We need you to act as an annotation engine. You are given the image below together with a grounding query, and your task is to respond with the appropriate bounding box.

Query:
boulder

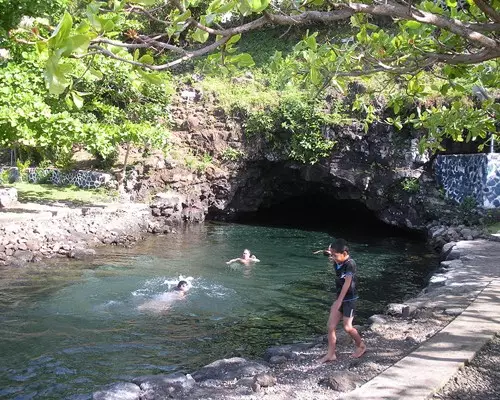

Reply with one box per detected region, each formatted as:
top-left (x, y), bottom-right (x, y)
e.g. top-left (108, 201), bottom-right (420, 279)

top-left (69, 247), bottom-right (96, 259)
top-left (320, 371), bottom-right (362, 392)
top-left (192, 357), bottom-right (269, 382)
top-left (0, 187), bottom-right (18, 208)
top-left (132, 372), bottom-right (195, 400)
top-left (93, 382), bottom-right (141, 400)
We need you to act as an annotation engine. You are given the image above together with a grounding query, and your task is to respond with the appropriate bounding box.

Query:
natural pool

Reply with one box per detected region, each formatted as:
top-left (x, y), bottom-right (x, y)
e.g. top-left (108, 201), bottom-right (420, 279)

top-left (0, 222), bottom-right (438, 399)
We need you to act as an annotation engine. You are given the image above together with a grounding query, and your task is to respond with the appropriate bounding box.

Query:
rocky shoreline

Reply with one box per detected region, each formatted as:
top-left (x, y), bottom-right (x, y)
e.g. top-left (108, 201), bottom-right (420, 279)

top-left (0, 190), bottom-right (207, 267)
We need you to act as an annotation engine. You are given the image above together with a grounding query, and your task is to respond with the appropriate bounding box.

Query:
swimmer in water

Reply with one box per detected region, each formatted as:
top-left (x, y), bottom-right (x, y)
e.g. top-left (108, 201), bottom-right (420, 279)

top-left (138, 280), bottom-right (190, 312)
top-left (226, 249), bottom-right (260, 265)
top-left (174, 280), bottom-right (190, 296)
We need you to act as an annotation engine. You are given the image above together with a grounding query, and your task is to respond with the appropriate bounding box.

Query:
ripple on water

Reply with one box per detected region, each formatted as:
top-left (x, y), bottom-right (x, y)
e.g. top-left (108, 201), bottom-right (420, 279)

top-left (61, 342), bottom-right (163, 355)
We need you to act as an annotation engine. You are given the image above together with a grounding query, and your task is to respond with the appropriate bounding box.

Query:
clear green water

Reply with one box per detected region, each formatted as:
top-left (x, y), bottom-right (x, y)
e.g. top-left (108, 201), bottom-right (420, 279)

top-left (0, 222), bottom-right (437, 399)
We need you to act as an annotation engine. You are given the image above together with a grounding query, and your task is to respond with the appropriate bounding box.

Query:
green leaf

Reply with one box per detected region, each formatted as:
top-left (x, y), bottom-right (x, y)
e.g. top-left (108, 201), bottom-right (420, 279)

top-left (238, 0), bottom-right (252, 15)
top-left (86, 6), bottom-right (102, 31)
top-left (393, 101), bottom-right (400, 114)
top-left (60, 35), bottom-right (90, 57)
top-left (305, 34), bottom-right (317, 51)
top-left (113, 0), bottom-right (126, 10)
top-left (192, 28), bottom-right (209, 43)
top-left (225, 53), bottom-right (255, 67)
top-left (143, 73), bottom-right (163, 85)
top-left (35, 41), bottom-right (48, 55)
top-left (309, 67), bottom-right (321, 85)
top-left (48, 12), bottom-right (73, 49)
top-left (71, 91), bottom-right (84, 109)
top-left (174, 10), bottom-right (192, 23)
top-left (215, 0), bottom-right (237, 13)
top-left (446, 0), bottom-right (457, 7)
top-left (65, 93), bottom-right (74, 109)
top-left (44, 55), bottom-right (70, 95)
top-left (440, 83), bottom-right (450, 95)
top-left (405, 21), bottom-right (422, 30)
top-left (234, 53), bottom-right (255, 67)
top-left (102, 20), bottom-right (115, 32)
top-left (139, 54), bottom-right (154, 64)
top-left (248, 0), bottom-right (269, 12)
top-left (129, 0), bottom-right (157, 5)
top-left (227, 34), bottom-right (241, 45)
top-left (75, 20), bottom-right (91, 34)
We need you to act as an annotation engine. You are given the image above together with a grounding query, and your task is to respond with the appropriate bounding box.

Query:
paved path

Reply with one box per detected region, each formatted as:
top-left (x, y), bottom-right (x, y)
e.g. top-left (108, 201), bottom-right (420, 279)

top-left (342, 240), bottom-right (500, 400)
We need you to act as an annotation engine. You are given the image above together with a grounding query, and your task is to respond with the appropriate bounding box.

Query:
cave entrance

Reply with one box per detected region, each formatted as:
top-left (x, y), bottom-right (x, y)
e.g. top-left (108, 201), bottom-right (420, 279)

top-left (235, 193), bottom-right (420, 239)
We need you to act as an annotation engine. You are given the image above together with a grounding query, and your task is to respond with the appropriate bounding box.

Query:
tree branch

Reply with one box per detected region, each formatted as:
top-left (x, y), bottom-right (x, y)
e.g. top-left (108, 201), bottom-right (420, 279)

top-left (473, 0), bottom-right (500, 23)
top-left (89, 36), bottom-right (232, 70)
top-left (188, 15), bottom-right (269, 36)
top-left (264, 4), bottom-right (499, 50)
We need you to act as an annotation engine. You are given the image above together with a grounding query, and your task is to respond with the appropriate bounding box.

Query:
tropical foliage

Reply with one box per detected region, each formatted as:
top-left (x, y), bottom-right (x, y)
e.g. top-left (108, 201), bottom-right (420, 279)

top-left (1, 0), bottom-right (499, 167)
top-left (1, 31), bottom-right (173, 167)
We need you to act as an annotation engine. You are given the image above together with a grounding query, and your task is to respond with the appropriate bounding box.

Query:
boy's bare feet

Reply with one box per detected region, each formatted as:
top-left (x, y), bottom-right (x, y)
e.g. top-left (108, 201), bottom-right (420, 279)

top-left (318, 354), bottom-right (337, 363)
top-left (351, 342), bottom-right (366, 358)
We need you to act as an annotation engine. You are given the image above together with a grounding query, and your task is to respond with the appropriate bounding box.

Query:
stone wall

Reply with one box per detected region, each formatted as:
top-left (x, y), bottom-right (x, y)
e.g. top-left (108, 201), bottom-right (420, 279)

top-left (434, 154), bottom-right (500, 208)
top-left (0, 167), bottom-right (112, 190)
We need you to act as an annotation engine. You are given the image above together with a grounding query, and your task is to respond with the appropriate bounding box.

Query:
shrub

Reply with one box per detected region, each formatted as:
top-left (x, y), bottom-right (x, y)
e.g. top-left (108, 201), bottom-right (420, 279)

top-left (221, 147), bottom-right (245, 162)
top-left (401, 177), bottom-right (420, 193)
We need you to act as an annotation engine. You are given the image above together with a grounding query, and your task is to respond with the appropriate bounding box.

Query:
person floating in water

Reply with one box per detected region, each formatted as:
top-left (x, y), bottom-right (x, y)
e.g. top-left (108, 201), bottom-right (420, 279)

top-left (319, 238), bottom-right (366, 363)
top-left (174, 280), bottom-right (189, 295)
top-left (226, 249), bottom-right (260, 265)
top-left (138, 280), bottom-right (190, 312)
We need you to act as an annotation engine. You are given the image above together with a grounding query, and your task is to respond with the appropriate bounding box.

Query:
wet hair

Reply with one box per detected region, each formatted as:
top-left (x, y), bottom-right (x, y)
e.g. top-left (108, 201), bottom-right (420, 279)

top-left (330, 239), bottom-right (349, 254)
top-left (176, 280), bottom-right (188, 290)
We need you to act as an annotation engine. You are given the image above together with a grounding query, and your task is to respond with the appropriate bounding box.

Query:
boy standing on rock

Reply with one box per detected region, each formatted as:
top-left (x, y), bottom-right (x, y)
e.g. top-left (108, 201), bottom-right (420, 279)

top-left (320, 238), bottom-right (366, 363)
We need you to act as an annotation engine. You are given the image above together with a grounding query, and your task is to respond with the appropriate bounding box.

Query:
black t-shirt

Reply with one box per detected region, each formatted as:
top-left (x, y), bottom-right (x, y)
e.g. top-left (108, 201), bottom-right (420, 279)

top-left (334, 258), bottom-right (358, 301)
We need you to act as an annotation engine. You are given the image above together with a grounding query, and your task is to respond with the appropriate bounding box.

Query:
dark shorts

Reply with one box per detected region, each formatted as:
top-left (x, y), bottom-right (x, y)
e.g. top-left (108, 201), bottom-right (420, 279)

top-left (337, 299), bottom-right (357, 318)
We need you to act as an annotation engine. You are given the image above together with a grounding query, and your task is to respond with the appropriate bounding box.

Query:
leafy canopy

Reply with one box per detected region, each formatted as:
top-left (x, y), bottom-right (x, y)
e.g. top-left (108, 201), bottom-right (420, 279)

top-left (6, 0), bottom-right (500, 156)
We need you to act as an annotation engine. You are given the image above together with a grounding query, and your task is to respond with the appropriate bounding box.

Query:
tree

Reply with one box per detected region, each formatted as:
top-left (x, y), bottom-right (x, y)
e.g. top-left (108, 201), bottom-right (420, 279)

top-left (7, 0), bottom-right (500, 154)
top-left (14, 0), bottom-right (498, 75)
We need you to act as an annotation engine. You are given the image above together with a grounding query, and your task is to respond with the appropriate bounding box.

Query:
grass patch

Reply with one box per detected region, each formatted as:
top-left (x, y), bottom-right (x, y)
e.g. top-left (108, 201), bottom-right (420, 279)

top-left (486, 221), bottom-right (500, 234)
top-left (12, 182), bottom-right (118, 205)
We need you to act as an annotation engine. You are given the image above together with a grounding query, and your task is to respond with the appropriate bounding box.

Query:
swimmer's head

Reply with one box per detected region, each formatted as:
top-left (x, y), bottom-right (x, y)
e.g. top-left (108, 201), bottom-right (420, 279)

top-left (176, 280), bottom-right (189, 292)
top-left (243, 249), bottom-right (251, 257)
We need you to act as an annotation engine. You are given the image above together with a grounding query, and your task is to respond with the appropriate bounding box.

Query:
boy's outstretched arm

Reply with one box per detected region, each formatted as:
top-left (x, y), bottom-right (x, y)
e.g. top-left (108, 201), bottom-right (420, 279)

top-left (313, 249), bottom-right (331, 255)
top-left (226, 258), bottom-right (239, 264)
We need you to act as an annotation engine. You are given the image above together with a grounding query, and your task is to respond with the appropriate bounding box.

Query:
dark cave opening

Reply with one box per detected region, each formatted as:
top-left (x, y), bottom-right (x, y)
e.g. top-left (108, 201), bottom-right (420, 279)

top-left (234, 194), bottom-right (424, 240)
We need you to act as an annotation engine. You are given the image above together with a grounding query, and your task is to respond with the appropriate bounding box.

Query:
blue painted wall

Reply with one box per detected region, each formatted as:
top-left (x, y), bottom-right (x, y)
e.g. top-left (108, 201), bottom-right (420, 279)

top-left (434, 154), bottom-right (500, 209)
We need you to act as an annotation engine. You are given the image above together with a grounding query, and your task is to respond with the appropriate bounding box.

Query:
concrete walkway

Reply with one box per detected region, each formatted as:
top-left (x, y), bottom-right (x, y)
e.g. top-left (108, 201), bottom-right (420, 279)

top-left (342, 240), bottom-right (500, 400)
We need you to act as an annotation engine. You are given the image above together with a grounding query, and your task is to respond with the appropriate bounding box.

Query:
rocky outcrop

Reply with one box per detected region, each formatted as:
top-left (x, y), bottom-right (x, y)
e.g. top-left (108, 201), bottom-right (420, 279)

top-left (0, 203), bottom-right (183, 267)
top-left (92, 358), bottom-right (271, 400)
top-left (121, 96), bottom-right (485, 235)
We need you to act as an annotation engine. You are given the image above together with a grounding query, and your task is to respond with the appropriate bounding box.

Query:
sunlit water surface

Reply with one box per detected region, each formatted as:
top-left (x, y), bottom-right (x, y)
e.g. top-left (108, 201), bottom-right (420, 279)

top-left (0, 223), bottom-right (437, 399)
